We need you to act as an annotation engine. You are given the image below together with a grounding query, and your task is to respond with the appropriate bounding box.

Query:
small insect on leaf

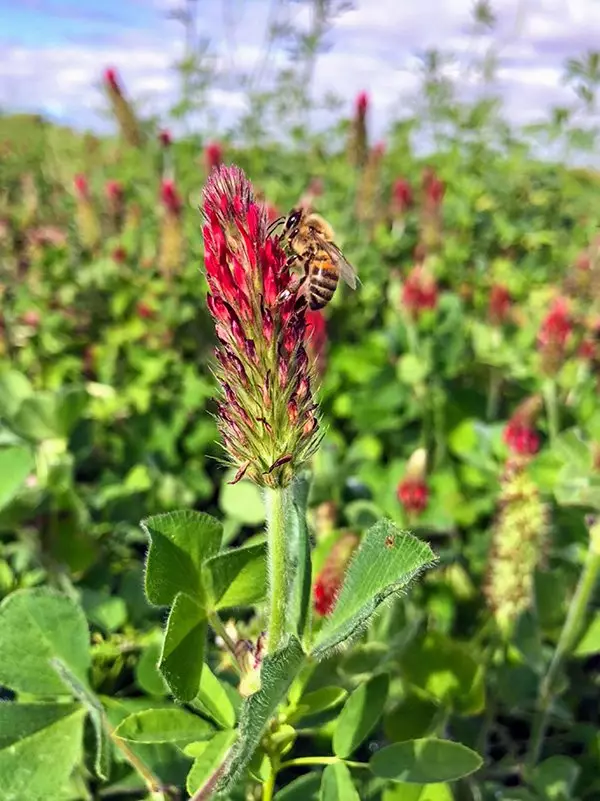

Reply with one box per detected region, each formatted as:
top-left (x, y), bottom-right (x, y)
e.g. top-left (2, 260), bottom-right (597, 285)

top-left (385, 535), bottom-right (396, 549)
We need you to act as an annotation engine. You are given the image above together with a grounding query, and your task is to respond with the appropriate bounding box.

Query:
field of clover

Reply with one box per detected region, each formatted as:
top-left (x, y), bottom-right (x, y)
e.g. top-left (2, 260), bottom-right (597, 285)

top-left (1, 61), bottom-right (600, 801)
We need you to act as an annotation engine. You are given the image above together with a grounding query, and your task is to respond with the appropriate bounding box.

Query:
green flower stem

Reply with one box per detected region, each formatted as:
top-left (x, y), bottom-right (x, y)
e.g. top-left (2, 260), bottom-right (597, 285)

top-left (262, 761), bottom-right (278, 801)
top-left (279, 756), bottom-right (370, 771)
top-left (486, 369), bottom-right (502, 421)
top-left (404, 315), bottom-right (419, 356)
top-left (543, 378), bottom-right (560, 445)
top-left (264, 485), bottom-right (293, 655)
top-left (526, 536), bottom-right (600, 770)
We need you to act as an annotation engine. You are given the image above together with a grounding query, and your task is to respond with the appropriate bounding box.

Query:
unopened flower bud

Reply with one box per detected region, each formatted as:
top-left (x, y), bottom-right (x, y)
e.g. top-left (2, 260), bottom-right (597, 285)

top-left (397, 448), bottom-right (429, 516)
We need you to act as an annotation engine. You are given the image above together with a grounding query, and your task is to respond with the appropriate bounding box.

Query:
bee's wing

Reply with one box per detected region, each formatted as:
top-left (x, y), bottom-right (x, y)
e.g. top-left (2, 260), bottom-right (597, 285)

top-left (320, 239), bottom-right (359, 290)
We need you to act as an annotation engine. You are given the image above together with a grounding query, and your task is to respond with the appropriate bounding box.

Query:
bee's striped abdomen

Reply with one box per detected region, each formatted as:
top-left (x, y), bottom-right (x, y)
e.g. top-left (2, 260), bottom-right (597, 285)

top-left (308, 255), bottom-right (339, 310)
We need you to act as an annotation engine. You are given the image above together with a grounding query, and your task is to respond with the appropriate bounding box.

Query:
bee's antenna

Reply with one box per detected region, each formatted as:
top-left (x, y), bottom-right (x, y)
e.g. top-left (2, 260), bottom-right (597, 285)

top-left (267, 216), bottom-right (286, 236)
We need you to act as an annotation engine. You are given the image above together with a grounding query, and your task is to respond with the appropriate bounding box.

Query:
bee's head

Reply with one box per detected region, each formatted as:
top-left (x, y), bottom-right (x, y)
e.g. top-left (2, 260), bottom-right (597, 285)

top-left (284, 208), bottom-right (302, 234)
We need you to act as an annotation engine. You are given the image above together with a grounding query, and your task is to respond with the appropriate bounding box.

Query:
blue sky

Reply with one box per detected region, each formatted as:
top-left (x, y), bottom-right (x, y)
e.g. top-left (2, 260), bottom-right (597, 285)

top-left (1, 0), bottom-right (599, 137)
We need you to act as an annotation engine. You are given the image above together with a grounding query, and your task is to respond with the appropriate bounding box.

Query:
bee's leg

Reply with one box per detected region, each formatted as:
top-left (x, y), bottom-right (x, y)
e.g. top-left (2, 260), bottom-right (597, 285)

top-left (276, 271), bottom-right (307, 305)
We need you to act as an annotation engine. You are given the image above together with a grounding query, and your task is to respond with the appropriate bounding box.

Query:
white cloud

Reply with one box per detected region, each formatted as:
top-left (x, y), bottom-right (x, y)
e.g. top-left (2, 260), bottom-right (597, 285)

top-left (1, 0), bottom-right (599, 142)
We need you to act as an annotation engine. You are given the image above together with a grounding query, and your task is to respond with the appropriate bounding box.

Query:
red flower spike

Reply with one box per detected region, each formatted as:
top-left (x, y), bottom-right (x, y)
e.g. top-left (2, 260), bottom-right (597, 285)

top-left (204, 142), bottom-right (224, 172)
top-left (503, 397), bottom-right (543, 458)
top-left (401, 265), bottom-right (438, 318)
top-left (112, 246), bottom-right (127, 263)
top-left (397, 448), bottom-right (429, 516)
top-left (489, 284), bottom-right (512, 326)
top-left (160, 179), bottom-right (182, 215)
top-left (103, 67), bottom-right (120, 91)
top-left (159, 129), bottom-right (172, 147)
top-left (538, 297), bottom-right (572, 350)
top-left (579, 338), bottom-right (597, 361)
top-left (202, 165), bottom-right (321, 487)
top-left (137, 301), bottom-right (153, 319)
top-left (391, 178), bottom-right (413, 215)
top-left (355, 91), bottom-right (369, 117)
top-left (422, 167), bottom-right (445, 207)
top-left (105, 180), bottom-right (123, 202)
top-left (503, 420), bottom-right (540, 456)
top-left (313, 533), bottom-right (360, 617)
top-left (397, 479), bottom-right (429, 515)
top-left (73, 174), bottom-right (89, 199)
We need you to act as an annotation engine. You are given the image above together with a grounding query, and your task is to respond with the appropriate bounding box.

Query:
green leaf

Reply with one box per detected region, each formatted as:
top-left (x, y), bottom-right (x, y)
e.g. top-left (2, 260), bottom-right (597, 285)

top-left (142, 510), bottom-right (222, 606)
top-left (0, 588), bottom-right (91, 695)
top-left (400, 632), bottom-right (485, 715)
top-left (51, 657), bottom-right (110, 781)
top-left (574, 613), bottom-right (600, 657)
top-left (202, 541), bottom-right (267, 610)
top-left (370, 738), bottom-right (483, 783)
top-left (191, 663), bottom-right (237, 729)
top-left (0, 703), bottom-right (86, 800)
top-left (320, 762), bottom-right (360, 800)
top-left (114, 708), bottom-right (214, 745)
top-left (136, 641), bottom-right (169, 696)
top-left (80, 588), bottom-right (127, 633)
top-left (312, 521), bottom-right (436, 660)
top-left (384, 692), bottom-right (440, 743)
top-left (274, 772), bottom-right (322, 800)
top-left (12, 387), bottom-right (87, 441)
top-left (333, 673), bottom-right (389, 758)
top-left (214, 636), bottom-right (306, 796)
top-left (288, 686), bottom-right (348, 723)
top-left (383, 783), bottom-right (454, 800)
top-left (0, 446), bottom-right (34, 512)
top-left (219, 476), bottom-right (265, 525)
top-left (0, 369), bottom-right (33, 418)
top-left (159, 592), bottom-right (207, 702)
top-left (185, 731), bottom-right (237, 794)
top-left (397, 353), bottom-right (431, 385)
top-left (531, 755), bottom-right (581, 800)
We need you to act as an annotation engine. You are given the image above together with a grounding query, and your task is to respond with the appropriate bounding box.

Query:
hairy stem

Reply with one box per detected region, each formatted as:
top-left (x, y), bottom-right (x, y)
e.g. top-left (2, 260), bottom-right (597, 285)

top-left (264, 485), bottom-right (292, 655)
top-left (526, 536), bottom-right (600, 769)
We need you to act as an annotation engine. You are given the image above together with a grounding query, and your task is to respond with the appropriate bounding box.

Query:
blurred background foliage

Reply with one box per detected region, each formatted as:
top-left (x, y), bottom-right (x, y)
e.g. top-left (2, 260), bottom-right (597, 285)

top-left (1, 1), bottom-right (600, 799)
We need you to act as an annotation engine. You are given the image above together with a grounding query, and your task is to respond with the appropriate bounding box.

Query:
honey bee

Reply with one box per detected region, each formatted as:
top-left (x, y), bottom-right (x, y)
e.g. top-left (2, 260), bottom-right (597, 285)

top-left (280, 207), bottom-right (358, 310)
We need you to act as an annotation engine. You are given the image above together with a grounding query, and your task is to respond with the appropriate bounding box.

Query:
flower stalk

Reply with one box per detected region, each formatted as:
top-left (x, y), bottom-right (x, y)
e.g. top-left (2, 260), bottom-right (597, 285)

top-left (527, 521), bottom-right (600, 769)
top-left (264, 485), bottom-right (292, 654)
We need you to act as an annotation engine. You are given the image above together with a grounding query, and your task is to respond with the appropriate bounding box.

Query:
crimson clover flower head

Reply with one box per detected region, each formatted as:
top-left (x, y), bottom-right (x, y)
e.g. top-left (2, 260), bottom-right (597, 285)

top-left (489, 283), bottom-right (512, 326)
top-left (160, 179), bottom-right (182, 215)
top-left (73, 174), bottom-right (89, 200)
top-left (103, 67), bottom-right (120, 92)
top-left (105, 179), bottom-right (124, 203)
top-left (202, 164), bottom-right (321, 488)
top-left (159, 129), bottom-right (172, 147)
top-left (355, 91), bottom-right (369, 117)
top-left (391, 178), bottom-right (413, 214)
top-left (503, 395), bottom-right (542, 458)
